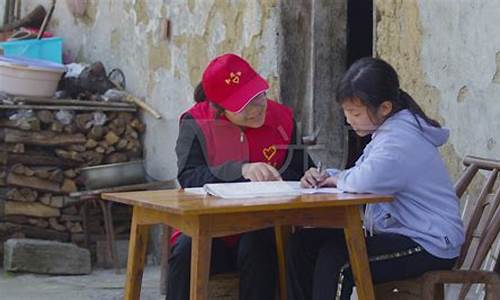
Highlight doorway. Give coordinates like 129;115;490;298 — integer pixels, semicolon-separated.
345;0;373;168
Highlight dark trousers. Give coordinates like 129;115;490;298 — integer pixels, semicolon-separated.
286;228;456;300
166;228;277;300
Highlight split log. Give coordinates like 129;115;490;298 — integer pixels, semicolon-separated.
39;193;52;205
115;139;128;150
48;217;66;231
36;110;54;124
39;194;65;208
50;121;63;132
6;188;38;202
11;164;34;176
48;196;64;208
62;206;78;215
87;125;104;140
67;221;83;233
4;201;60;218
125;125;138;139
63;169;78;179
63;124;78;134
0;143;25;153
49;169;64;183
84;139;98;149
95;146;105;154
0;222;70;242
130;118;146;133
2;215;30;224
117;112;134;123
61;179;78;193
0;152;79;167
0;118;40;131
75;113;93;132
66;144;86;152
33;167;56;179
0;170;5;186
4;129;86;146
105;131;120;145
28;218;49;228
55;149;85;162
60;214;82;222
105;146;116;155
81;151;104;165
7;173;61;192
109;118;126;136
104;152;128;164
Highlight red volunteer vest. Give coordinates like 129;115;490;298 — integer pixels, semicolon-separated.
171;99;294;246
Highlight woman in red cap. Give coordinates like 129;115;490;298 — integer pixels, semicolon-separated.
167;53;313;300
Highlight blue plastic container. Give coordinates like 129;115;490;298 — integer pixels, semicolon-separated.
0;37;62;63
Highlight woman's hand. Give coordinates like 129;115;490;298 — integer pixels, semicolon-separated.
242;162;282;182
300;167;336;188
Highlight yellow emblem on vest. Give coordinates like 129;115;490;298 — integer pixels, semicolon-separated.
263;145;277;161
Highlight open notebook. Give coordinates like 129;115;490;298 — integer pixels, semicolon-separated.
184;181;343;199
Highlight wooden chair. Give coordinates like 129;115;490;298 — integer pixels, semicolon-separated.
375;155;500;299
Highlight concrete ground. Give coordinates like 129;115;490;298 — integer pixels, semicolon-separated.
0;266;478;300
0;266;163;300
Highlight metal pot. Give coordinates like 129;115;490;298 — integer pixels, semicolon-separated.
79;160;146;190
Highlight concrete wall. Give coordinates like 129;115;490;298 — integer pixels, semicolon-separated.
374;0;500;179
18;0;281;181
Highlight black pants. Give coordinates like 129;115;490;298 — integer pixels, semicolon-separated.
166;228;277;300
286;228;456;300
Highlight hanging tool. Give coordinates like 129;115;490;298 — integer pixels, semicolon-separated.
37;0;56;39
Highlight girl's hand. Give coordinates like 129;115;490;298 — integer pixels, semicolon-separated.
300;167;336;188
242;162;282;182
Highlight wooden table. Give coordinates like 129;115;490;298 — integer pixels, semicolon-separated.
101;189;392;300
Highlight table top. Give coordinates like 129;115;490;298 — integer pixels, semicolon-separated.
101;189;392;215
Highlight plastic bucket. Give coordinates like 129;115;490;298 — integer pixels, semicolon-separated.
0;56;66;97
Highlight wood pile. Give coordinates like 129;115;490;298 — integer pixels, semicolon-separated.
0;97;142;261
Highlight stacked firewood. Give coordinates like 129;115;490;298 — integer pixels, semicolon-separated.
0;105;144;259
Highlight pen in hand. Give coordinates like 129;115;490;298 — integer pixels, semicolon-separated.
314;161;323;189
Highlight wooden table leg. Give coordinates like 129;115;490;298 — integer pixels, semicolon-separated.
160;224;172;295
190;220;212;300
124;206;150;300
274;225;291;300
99;199;120;274
343;206;375;300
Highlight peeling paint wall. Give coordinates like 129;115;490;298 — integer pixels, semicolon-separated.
20;0;281;181
375;0;500;180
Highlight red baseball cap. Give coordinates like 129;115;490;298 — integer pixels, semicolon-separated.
202;53;269;113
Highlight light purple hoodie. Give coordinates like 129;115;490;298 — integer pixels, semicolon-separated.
331;109;464;258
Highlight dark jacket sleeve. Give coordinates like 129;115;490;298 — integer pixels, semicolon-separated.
176;114;245;188
280;122;316;181
176;114;314;187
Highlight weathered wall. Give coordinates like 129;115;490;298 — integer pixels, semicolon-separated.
375;0;500;179
20;0;281;181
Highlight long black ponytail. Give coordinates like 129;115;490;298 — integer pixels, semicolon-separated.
194;82;207;103
336;57;441;128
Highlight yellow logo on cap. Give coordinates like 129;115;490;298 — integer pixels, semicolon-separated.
225;72;242;85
